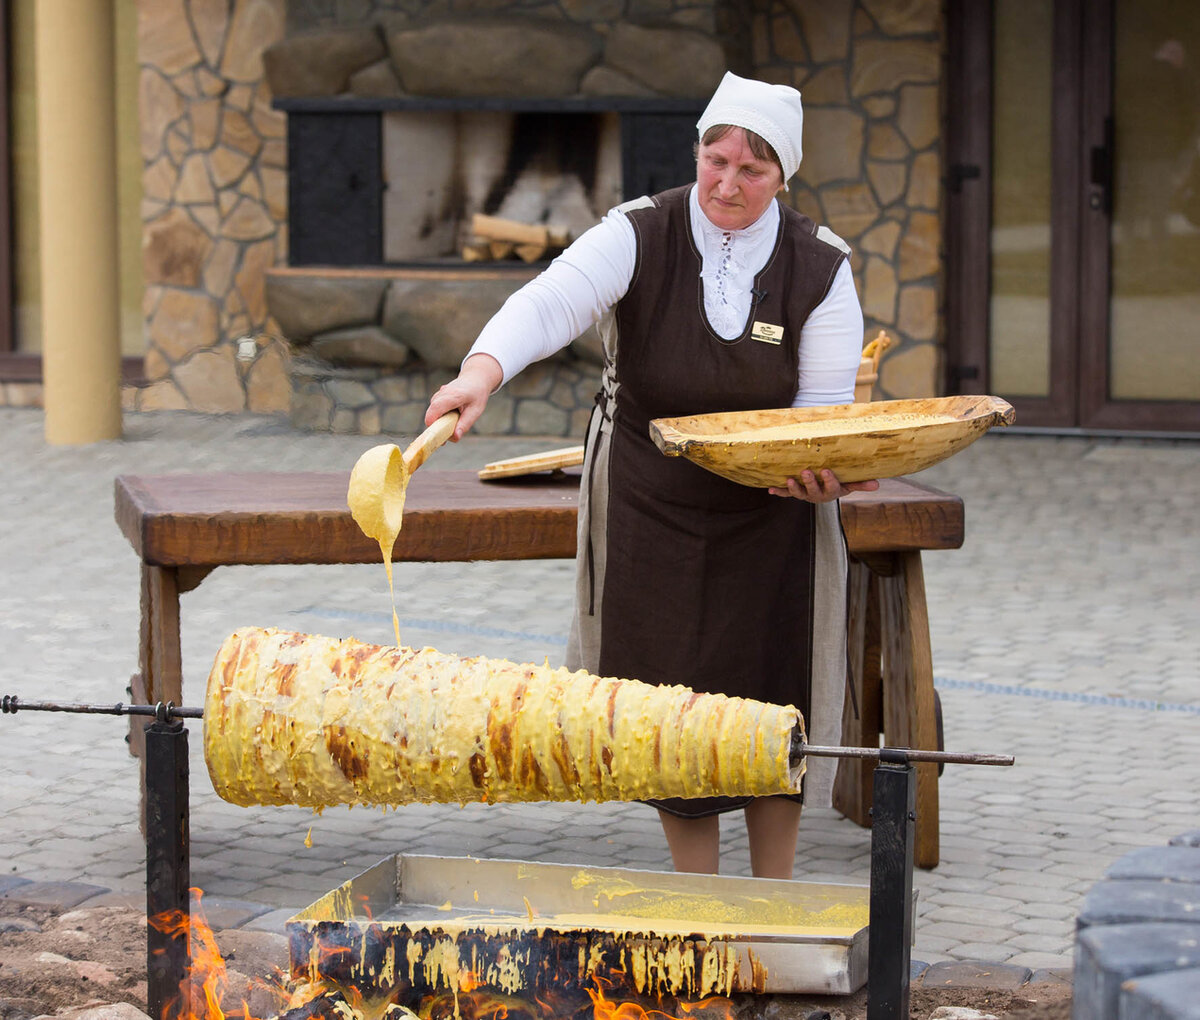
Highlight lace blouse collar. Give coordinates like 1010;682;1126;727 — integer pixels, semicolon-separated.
688;186;781;339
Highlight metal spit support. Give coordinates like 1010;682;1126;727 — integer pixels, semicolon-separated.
145;706;191;1020
792;733;1013;1020
3;697;199;1019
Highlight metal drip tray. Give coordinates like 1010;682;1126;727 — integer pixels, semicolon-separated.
288;854;882;997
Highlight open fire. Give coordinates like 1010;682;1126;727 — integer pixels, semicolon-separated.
150;889;739;1020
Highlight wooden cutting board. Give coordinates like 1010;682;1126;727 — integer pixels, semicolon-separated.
478;445;585;480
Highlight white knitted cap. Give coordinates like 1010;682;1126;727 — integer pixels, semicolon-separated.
696;71;804;183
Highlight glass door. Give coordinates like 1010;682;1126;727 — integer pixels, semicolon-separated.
945;0;1200;432
1078;0;1200;428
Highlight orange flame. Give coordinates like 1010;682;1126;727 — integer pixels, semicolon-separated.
586;972;736;1020
149;888;315;1020
149;889;236;1020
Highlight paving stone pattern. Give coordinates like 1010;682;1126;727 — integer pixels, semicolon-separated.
0;408;1197;979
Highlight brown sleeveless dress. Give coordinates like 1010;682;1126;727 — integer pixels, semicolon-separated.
566;185;852;817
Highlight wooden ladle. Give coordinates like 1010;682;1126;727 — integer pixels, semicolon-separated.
347;411;461;561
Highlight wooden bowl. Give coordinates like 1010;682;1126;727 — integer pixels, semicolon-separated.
649;395;1015;488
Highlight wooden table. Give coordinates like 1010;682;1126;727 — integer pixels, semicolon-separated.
114;470;962;867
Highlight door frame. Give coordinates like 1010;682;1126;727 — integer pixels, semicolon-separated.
1077;0;1200;431
944;0;1200;432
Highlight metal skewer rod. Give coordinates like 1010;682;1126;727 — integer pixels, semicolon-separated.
2;697;1015;766
798;740;1014;767
1;695;203;719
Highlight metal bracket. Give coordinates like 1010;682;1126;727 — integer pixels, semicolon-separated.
866;761;916;1020
145;717;190;1019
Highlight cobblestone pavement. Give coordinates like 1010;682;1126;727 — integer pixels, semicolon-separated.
1;407;1197;975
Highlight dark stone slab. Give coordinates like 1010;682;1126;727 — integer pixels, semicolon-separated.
1170;831;1200;849
0;876;32;895
1106;846;1200;883
309;325;413;368
1028;968;1074;989
910;958;931;982
918;960;1032;990
1078;880;1200;929
0;916;42;933
0;880;109;909
265;272;388;343
1075;922;1200;1019
82;890;147;911
382;276;526;369
241;907;300;934
263;28;386;99
193;896;273;931
210;928;290;976
386;19;602;98
1118;966;1200;1020
602;23;725;97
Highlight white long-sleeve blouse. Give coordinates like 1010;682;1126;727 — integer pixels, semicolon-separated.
468;186;865;407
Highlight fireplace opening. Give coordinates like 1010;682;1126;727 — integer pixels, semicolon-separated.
382;109;623;262
280;97;704;268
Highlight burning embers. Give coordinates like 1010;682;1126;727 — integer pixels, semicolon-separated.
289;921;757;1004
149;888;737;1020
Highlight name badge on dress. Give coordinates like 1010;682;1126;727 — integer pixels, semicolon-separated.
751;321;784;345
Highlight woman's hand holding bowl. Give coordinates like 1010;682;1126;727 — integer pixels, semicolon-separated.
768;469;880;503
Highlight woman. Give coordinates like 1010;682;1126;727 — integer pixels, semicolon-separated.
425;72;878;879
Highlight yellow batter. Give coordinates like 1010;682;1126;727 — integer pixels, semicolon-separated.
203;627;804;809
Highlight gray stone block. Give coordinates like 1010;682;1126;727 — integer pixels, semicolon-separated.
918;960;1032;990
241;906;299;934
1106;846;1200;883
1118;966;1200;1020
1074;922;1200;1020
266;273;388;343
1;880;109;909
0;916;41;933
382;277;527;370
602;23;726;97
309;326;413;368
263;27;386;99
385;19;601;98
1170;831;1200;849
194;895;273;931
1078;881;1200;929
0;875;32;895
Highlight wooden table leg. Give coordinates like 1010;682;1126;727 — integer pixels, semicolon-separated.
878;550;940;869
129;564;183;759
833;557;882;827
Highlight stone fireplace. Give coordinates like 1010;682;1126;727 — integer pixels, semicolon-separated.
255;2;943;436
262;10;732;435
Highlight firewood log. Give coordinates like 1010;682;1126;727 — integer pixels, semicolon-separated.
514;242;548;263
471;213;550;247
203;627;803;810
461;240;492;262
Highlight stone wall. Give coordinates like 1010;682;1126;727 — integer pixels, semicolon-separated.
121;0;943;429
131;0;292;415
753;0;943;399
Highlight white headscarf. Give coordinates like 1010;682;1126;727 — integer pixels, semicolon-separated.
696;71;805;184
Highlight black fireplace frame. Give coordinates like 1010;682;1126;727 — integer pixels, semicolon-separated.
274;96;705;266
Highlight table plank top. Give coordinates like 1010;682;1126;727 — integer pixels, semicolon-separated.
114;470;963;567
